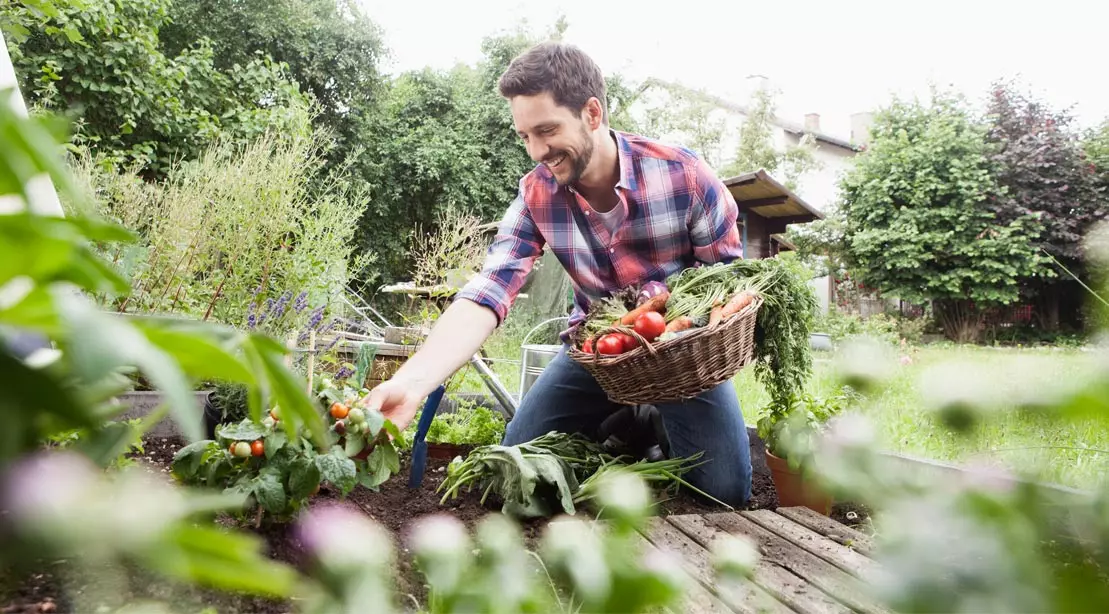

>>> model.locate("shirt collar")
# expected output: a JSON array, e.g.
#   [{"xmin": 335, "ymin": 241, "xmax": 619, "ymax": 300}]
[
  {"xmin": 565, "ymin": 128, "xmax": 637, "ymax": 194},
  {"xmin": 612, "ymin": 129, "xmax": 637, "ymax": 191}
]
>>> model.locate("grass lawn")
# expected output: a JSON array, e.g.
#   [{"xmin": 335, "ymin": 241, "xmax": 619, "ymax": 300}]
[
  {"xmin": 734, "ymin": 343, "xmax": 1109, "ymax": 491},
  {"xmin": 456, "ymin": 324, "xmax": 1108, "ymax": 492}
]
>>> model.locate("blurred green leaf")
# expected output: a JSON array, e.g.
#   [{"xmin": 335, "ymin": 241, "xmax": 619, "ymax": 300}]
[
  {"xmin": 217, "ymin": 422, "xmax": 267, "ymax": 442},
  {"xmin": 150, "ymin": 524, "xmax": 299, "ymax": 598},
  {"xmin": 56, "ymin": 297, "xmax": 203, "ymax": 441}
]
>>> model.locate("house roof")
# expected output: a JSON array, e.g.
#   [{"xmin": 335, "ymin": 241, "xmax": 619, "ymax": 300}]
[{"xmin": 722, "ymin": 169, "xmax": 824, "ymax": 222}]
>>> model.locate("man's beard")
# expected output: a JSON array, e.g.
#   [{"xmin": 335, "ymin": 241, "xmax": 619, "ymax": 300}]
[{"xmin": 547, "ymin": 128, "xmax": 594, "ymax": 186}]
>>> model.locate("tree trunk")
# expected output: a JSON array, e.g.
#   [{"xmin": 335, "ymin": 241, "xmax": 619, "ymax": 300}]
[
  {"xmin": 935, "ymin": 299, "xmax": 984, "ymax": 344},
  {"xmin": 1034, "ymin": 283, "xmax": 1061, "ymax": 332}
]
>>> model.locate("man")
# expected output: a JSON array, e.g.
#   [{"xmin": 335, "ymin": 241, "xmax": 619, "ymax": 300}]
[{"xmin": 362, "ymin": 41, "xmax": 753, "ymax": 506}]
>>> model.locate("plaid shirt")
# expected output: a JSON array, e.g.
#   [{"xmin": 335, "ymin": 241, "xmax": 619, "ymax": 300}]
[{"xmin": 455, "ymin": 129, "xmax": 743, "ymax": 340}]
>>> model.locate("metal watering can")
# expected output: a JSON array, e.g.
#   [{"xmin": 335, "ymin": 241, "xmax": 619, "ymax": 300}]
[{"xmin": 518, "ymin": 316, "xmax": 569, "ymax": 402}]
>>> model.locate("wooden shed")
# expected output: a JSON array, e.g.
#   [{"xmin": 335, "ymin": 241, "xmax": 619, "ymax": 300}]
[{"xmin": 723, "ymin": 169, "xmax": 823, "ymax": 258}]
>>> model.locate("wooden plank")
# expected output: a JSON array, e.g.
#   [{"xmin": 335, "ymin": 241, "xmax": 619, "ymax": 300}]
[
  {"xmin": 700, "ymin": 514, "xmax": 889, "ymax": 614},
  {"xmin": 660, "ymin": 516, "xmax": 850, "ymax": 614},
  {"xmin": 774, "ymin": 507, "xmax": 876, "ymax": 558},
  {"xmin": 627, "ymin": 530, "xmax": 732, "ymax": 614},
  {"xmin": 658, "ymin": 516, "xmax": 805, "ymax": 614},
  {"xmin": 742, "ymin": 510, "xmax": 874, "ymax": 578}
]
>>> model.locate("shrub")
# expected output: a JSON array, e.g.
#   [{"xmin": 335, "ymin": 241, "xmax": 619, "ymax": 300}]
[{"xmin": 62, "ymin": 117, "xmax": 373, "ymax": 339}]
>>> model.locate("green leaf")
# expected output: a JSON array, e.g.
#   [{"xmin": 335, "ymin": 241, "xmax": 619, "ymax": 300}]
[
  {"xmin": 76, "ymin": 420, "xmax": 141, "ymax": 468},
  {"xmin": 0, "ymin": 346, "xmax": 95, "ymax": 437},
  {"xmin": 56, "ymin": 296, "xmax": 202, "ymax": 441},
  {"xmin": 135, "ymin": 320, "xmax": 254, "ymax": 384},
  {"xmin": 62, "ymin": 24, "xmax": 84, "ymax": 43},
  {"xmin": 382, "ymin": 418, "xmax": 406, "ymax": 448},
  {"xmin": 245, "ymin": 334, "xmax": 327, "ymax": 450},
  {"xmin": 0, "ymin": 283, "xmax": 61, "ymax": 336},
  {"xmin": 288, "ymin": 458, "xmax": 321, "ymax": 499},
  {"xmin": 315, "ymin": 450, "xmax": 356, "ymax": 494},
  {"xmin": 172, "ymin": 440, "xmax": 215, "ymax": 480},
  {"xmin": 344, "ymin": 432, "xmax": 366, "ymax": 458},
  {"xmin": 253, "ymin": 471, "xmax": 286, "ymax": 514},
  {"xmin": 264, "ymin": 428, "xmax": 287, "ymax": 459},
  {"xmin": 217, "ymin": 421, "xmax": 267, "ymax": 442},
  {"xmin": 150, "ymin": 523, "xmax": 299, "ymax": 598},
  {"xmin": 380, "ymin": 442, "xmax": 400, "ymax": 473}
]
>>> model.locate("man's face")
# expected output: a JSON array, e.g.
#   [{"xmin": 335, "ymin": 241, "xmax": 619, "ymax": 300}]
[{"xmin": 510, "ymin": 92, "xmax": 596, "ymax": 187}]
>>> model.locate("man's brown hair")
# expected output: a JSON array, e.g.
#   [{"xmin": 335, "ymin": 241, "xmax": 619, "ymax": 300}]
[{"xmin": 498, "ymin": 41, "xmax": 608, "ymax": 124}]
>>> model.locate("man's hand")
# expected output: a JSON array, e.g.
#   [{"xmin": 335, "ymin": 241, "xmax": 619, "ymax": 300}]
[
  {"xmin": 358, "ymin": 378, "xmax": 426, "ymax": 432},
  {"xmin": 356, "ymin": 298, "xmax": 499, "ymax": 433}
]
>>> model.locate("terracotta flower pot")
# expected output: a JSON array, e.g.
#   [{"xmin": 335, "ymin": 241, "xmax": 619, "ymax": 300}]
[{"xmin": 765, "ymin": 449, "xmax": 833, "ymax": 516}]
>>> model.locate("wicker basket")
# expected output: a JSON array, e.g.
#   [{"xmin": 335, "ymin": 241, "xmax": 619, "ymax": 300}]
[{"xmin": 568, "ymin": 296, "xmax": 763, "ymax": 405}]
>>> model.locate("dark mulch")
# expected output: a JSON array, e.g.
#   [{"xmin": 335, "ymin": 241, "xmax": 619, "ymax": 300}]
[{"xmin": 1, "ymin": 426, "xmax": 797, "ymax": 613}]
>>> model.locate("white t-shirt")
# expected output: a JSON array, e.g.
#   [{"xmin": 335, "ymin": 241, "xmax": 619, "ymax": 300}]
[{"xmin": 591, "ymin": 205, "xmax": 621, "ymax": 236}]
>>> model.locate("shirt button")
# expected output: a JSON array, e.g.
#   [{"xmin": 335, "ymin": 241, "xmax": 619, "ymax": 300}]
[
  {"xmin": 585, "ymin": 210, "xmax": 590, "ymax": 215},
  {"xmin": 609, "ymin": 248, "xmax": 615, "ymax": 253}
]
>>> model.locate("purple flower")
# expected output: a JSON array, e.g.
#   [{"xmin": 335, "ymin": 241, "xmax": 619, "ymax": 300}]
[
  {"xmin": 294, "ymin": 291, "xmax": 308, "ymax": 313},
  {"xmin": 335, "ymin": 365, "xmax": 354, "ymax": 380},
  {"xmin": 247, "ymin": 313, "xmax": 257, "ymax": 329},
  {"xmin": 306, "ymin": 306, "xmax": 325, "ymax": 330},
  {"xmin": 272, "ymin": 291, "xmax": 292, "ymax": 321}
]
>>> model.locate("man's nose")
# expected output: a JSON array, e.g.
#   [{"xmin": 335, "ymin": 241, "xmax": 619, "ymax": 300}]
[{"xmin": 528, "ymin": 139, "xmax": 549, "ymax": 162}]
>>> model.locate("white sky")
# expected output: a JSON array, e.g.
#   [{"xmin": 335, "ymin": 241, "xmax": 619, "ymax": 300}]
[{"xmin": 355, "ymin": 0, "xmax": 1109, "ymax": 140}]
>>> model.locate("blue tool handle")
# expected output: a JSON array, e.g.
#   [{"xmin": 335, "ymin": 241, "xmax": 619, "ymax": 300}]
[
  {"xmin": 413, "ymin": 384, "xmax": 446, "ymax": 445},
  {"xmin": 408, "ymin": 384, "xmax": 446, "ymax": 488}
]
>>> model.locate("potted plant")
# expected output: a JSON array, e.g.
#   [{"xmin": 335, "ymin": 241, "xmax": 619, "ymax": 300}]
[
  {"xmin": 414, "ymin": 399, "xmax": 506, "ymax": 459},
  {"xmin": 757, "ymin": 391, "xmax": 847, "ymax": 515}
]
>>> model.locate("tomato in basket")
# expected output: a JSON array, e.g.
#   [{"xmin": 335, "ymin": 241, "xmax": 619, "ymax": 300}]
[
  {"xmin": 597, "ymin": 334, "xmax": 625, "ymax": 355},
  {"xmin": 614, "ymin": 332, "xmax": 638, "ymax": 351}
]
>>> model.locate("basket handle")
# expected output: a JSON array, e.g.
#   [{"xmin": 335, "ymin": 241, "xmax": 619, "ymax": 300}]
[{"xmin": 585, "ymin": 325, "xmax": 659, "ymax": 358}]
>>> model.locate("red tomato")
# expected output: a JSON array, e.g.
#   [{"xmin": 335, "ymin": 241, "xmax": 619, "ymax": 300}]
[
  {"xmin": 250, "ymin": 440, "xmax": 264, "ymax": 457},
  {"xmin": 597, "ymin": 334, "xmax": 625, "ymax": 355},
  {"xmin": 634, "ymin": 311, "xmax": 667, "ymax": 341},
  {"xmin": 614, "ymin": 332, "xmax": 638, "ymax": 351},
  {"xmin": 582, "ymin": 338, "xmax": 594, "ymax": 353}
]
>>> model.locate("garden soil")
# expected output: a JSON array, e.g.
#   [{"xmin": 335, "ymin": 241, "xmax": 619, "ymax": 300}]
[{"xmin": 1, "ymin": 428, "xmax": 783, "ymax": 614}]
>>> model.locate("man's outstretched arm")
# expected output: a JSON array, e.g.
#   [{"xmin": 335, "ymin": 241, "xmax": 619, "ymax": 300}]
[
  {"xmin": 360, "ymin": 181, "xmax": 545, "ymax": 431},
  {"xmin": 359, "ymin": 298, "xmax": 497, "ymax": 431}
]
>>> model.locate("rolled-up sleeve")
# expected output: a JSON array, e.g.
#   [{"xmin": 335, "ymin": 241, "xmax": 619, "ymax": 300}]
[
  {"xmin": 454, "ymin": 182, "xmax": 545, "ymax": 326},
  {"xmin": 688, "ymin": 157, "xmax": 744, "ymax": 264}
]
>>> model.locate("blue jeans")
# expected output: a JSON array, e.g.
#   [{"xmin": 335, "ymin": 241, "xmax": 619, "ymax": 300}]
[{"xmin": 503, "ymin": 346, "xmax": 753, "ymax": 507}]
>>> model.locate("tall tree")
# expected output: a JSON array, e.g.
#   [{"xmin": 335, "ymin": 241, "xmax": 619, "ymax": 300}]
[
  {"xmin": 158, "ymin": 0, "xmax": 387, "ymax": 167},
  {"xmin": 721, "ymin": 86, "xmax": 821, "ymax": 191},
  {"xmin": 983, "ymin": 80, "xmax": 1109, "ymax": 330},
  {"xmin": 1, "ymin": 0, "xmax": 309, "ymax": 176},
  {"xmin": 839, "ymin": 89, "xmax": 1049, "ymax": 342}
]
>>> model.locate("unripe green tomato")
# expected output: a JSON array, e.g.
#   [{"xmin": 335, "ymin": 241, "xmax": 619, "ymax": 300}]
[
  {"xmin": 232, "ymin": 441, "xmax": 252, "ymax": 458},
  {"xmin": 347, "ymin": 407, "xmax": 366, "ymax": 424},
  {"xmin": 262, "ymin": 416, "xmax": 276, "ymax": 429}
]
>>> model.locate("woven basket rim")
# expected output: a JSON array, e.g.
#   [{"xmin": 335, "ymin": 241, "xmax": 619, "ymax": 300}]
[{"xmin": 568, "ymin": 295, "xmax": 763, "ymax": 365}]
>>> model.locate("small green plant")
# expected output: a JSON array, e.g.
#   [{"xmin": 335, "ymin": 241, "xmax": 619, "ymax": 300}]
[
  {"xmin": 415, "ymin": 399, "xmax": 506, "ymax": 447},
  {"xmin": 757, "ymin": 390, "xmax": 854, "ymax": 468}
]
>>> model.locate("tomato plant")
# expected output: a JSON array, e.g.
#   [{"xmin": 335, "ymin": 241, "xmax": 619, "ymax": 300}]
[{"xmin": 171, "ymin": 382, "xmax": 407, "ymax": 524}]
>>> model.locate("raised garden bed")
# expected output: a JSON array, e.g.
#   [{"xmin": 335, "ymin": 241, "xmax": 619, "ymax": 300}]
[{"xmin": 1, "ymin": 427, "xmax": 792, "ymax": 614}]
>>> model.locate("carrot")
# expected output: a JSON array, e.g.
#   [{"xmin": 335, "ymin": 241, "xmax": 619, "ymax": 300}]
[
  {"xmin": 720, "ymin": 290, "xmax": 755, "ymax": 319},
  {"xmin": 619, "ymin": 290, "xmax": 670, "ymax": 325},
  {"xmin": 664, "ymin": 316, "xmax": 694, "ymax": 333},
  {"xmin": 708, "ymin": 303, "xmax": 724, "ymax": 327}
]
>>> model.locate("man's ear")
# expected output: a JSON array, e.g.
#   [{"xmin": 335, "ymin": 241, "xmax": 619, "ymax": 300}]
[{"xmin": 581, "ymin": 97, "xmax": 605, "ymax": 130}]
